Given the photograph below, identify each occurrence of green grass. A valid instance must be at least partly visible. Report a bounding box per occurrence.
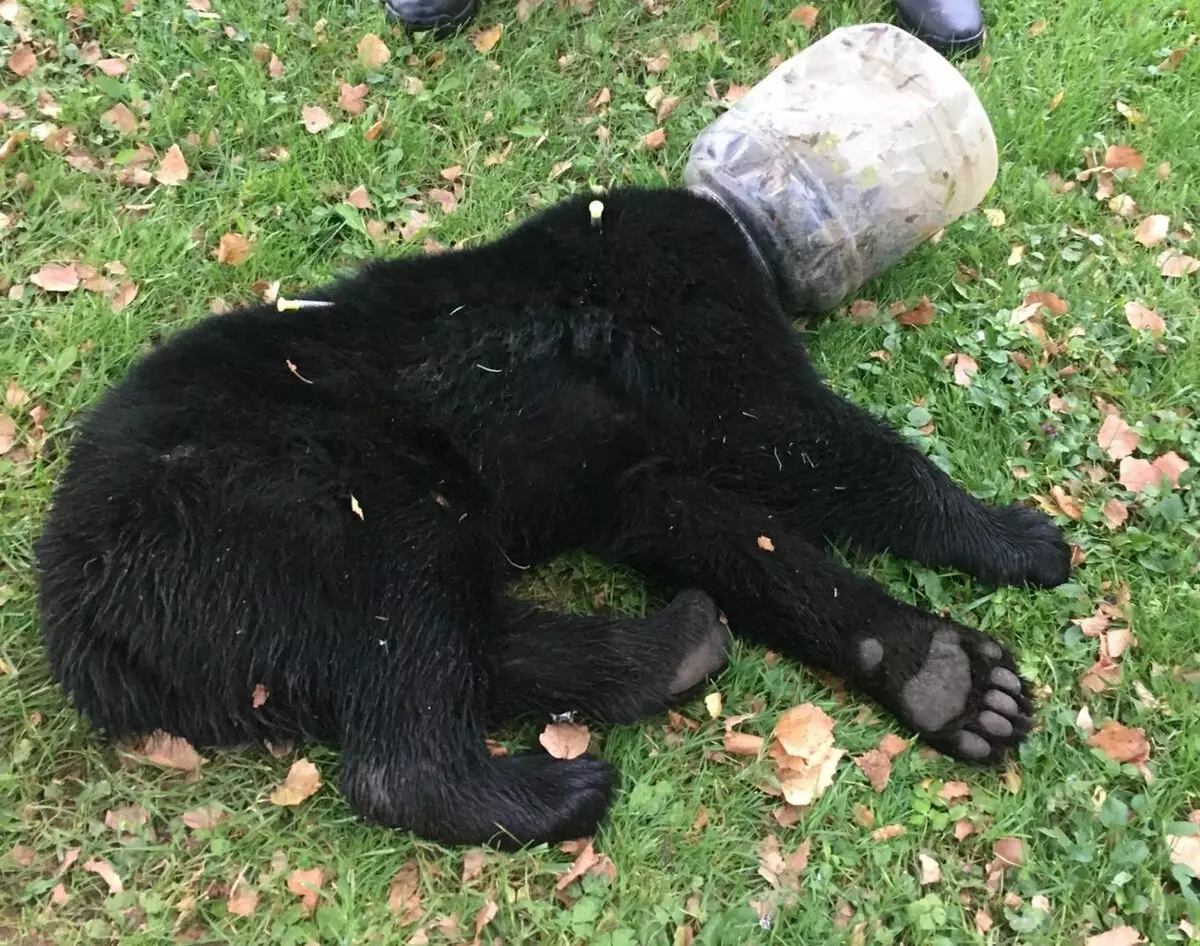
[2,0,1199,942]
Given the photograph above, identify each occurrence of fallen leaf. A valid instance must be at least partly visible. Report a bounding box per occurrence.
[1168,828,1200,877]
[974,909,994,933]
[1086,928,1145,946]
[1024,289,1070,315]
[1028,18,1047,36]
[427,188,456,214]
[101,103,138,135]
[1097,413,1140,461]
[7,45,37,77]
[227,877,259,916]
[1101,498,1129,530]
[1119,453,1189,492]
[345,185,373,209]
[469,23,503,53]
[643,51,670,73]
[473,898,498,943]
[1123,301,1165,335]
[788,5,819,28]
[756,535,775,552]
[1050,90,1065,110]
[104,804,149,834]
[357,32,391,70]
[270,758,322,806]
[954,819,978,841]
[1050,485,1083,520]
[756,834,810,891]
[984,208,1006,228]
[49,883,69,905]
[946,352,978,387]
[268,53,284,79]
[251,683,269,708]
[389,861,424,924]
[878,733,908,757]
[849,299,877,322]
[724,730,764,755]
[301,105,333,134]
[9,845,35,868]
[515,0,544,21]
[339,82,368,114]
[96,58,128,77]
[287,866,324,913]
[643,128,667,151]
[993,837,1024,867]
[440,165,463,182]
[539,722,589,759]
[1150,450,1189,486]
[29,264,80,293]
[111,280,138,312]
[918,853,942,885]
[400,210,431,242]
[1135,214,1169,247]
[852,803,874,827]
[181,802,226,830]
[154,144,189,186]
[1080,656,1121,694]
[655,95,680,123]
[721,83,751,107]
[82,858,123,894]
[556,840,598,890]
[896,296,934,327]
[125,731,203,771]
[1115,101,1144,125]
[1088,720,1150,764]
[1104,145,1144,172]
[213,232,253,266]
[1157,47,1186,72]
[774,704,835,758]
[854,749,891,792]
[1157,250,1200,277]
[461,848,486,883]
[938,781,971,802]
[872,824,905,841]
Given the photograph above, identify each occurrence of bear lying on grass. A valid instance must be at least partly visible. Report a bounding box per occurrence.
[37,188,1069,848]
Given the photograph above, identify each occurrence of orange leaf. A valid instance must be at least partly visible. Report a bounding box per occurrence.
[29,264,80,293]
[538,722,590,759]
[643,52,670,73]
[301,105,333,134]
[154,144,189,186]
[1101,498,1128,530]
[101,103,138,135]
[181,803,226,830]
[251,683,270,708]
[872,824,905,841]
[1134,214,1169,247]
[1023,289,1069,316]
[82,858,123,894]
[1097,413,1140,461]
[7,45,37,77]
[1157,250,1200,278]
[1087,719,1150,764]
[788,5,819,28]
[1103,145,1144,171]
[268,53,284,79]
[1086,927,1145,946]
[286,866,324,913]
[345,185,373,209]
[896,296,934,327]
[946,352,977,387]
[1123,301,1165,335]
[227,878,259,916]
[96,58,128,77]
[469,23,503,53]
[124,731,203,771]
[853,749,891,792]
[756,534,775,552]
[356,32,391,70]
[338,82,368,115]
[213,232,253,266]
[642,128,667,151]
[724,730,764,755]
[270,758,322,806]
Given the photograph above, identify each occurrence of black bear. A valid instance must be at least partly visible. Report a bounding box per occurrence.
[37,187,1070,849]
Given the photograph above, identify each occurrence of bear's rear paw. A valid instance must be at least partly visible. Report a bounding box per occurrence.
[855,621,1033,763]
[662,589,732,700]
[969,503,1072,588]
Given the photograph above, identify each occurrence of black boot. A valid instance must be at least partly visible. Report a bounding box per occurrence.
[385,0,476,33]
[892,0,985,56]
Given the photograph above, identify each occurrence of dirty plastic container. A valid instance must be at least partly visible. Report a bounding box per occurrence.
[684,23,998,313]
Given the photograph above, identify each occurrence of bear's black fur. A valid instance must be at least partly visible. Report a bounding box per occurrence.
[37,188,1070,848]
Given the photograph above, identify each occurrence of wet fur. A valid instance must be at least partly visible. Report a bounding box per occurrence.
[37,188,1069,848]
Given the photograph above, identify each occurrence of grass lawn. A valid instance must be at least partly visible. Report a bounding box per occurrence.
[3,0,1200,942]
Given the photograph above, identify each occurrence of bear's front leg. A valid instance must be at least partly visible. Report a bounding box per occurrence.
[591,470,1033,762]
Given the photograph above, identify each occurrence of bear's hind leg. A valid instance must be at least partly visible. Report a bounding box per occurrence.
[486,589,731,726]
[592,470,1033,763]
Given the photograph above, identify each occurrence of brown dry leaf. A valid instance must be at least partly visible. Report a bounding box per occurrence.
[154,144,189,186]
[724,730,764,755]
[1157,250,1200,277]
[774,704,834,758]
[96,58,128,77]
[269,758,322,806]
[851,803,874,828]
[125,731,203,771]
[872,824,906,841]
[400,210,431,242]
[993,837,1024,867]
[953,818,978,841]
[1104,145,1144,171]
[427,188,457,214]
[1135,214,1169,247]
[1101,498,1129,530]
[854,749,891,793]
[643,128,667,151]
[389,861,423,924]
[440,165,463,182]
[472,898,498,944]
[301,105,333,134]
[469,23,503,53]
[7,45,37,77]
[251,683,270,708]
[516,0,544,21]
[339,82,368,115]
[213,232,253,266]
[101,103,138,135]
[8,845,34,868]
[643,51,670,73]
[1050,485,1083,521]
[878,733,908,757]
[974,909,994,933]
[1024,289,1069,315]
[789,5,819,28]
[1097,413,1140,461]
[539,722,589,759]
[1119,452,1189,492]
[1088,720,1150,764]
[181,802,226,830]
[0,415,15,456]
[722,83,751,107]
[268,53,284,79]
[756,834,810,891]
[938,781,971,802]
[896,296,934,327]
[461,849,486,884]
[1080,655,1121,694]
[756,534,775,552]
[849,299,877,322]
[287,866,324,913]
[945,352,978,387]
[227,878,259,916]
[655,96,680,123]
[1123,301,1165,335]
[1167,824,1200,877]
[556,840,599,891]
[1086,928,1145,946]
[345,185,373,210]
[357,32,391,70]
[917,853,942,885]
[104,804,149,834]
[29,264,80,293]
[82,858,123,894]
[111,280,138,312]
